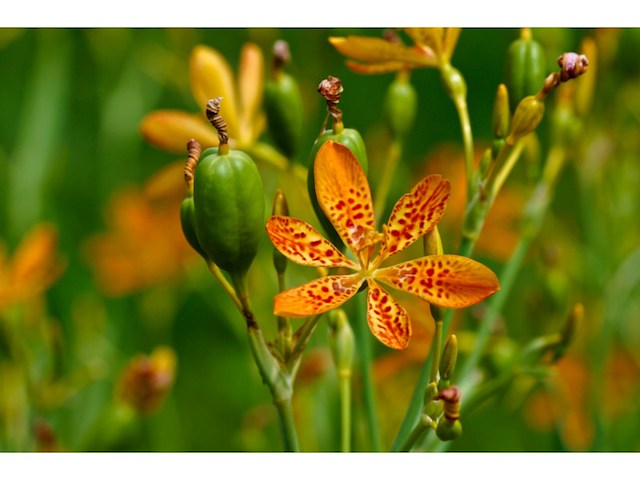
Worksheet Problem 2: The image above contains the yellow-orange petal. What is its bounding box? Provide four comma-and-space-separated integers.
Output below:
265, 216, 358, 269
237, 43, 264, 136
366, 279, 411, 350
189, 45, 239, 139
329, 36, 436, 68
374, 254, 500, 309
383, 174, 450, 257
345, 60, 406, 75
274, 274, 364, 318
314, 141, 376, 254
140, 110, 218, 153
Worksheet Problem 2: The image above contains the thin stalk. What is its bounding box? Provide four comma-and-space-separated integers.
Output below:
206, 261, 242, 312
399, 420, 430, 452
374, 139, 402, 222
354, 292, 381, 451
452, 95, 475, 199
289, 314, 322, 362
273, 396, 300, 452
276, 272, 292, 358
338, 371, 352, 452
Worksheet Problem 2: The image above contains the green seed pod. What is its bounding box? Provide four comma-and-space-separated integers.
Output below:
384, 73, 417, 139
264, 40, 304, 160
193, 99, 265, 282
180, 196, 208, 260
506, 95, 545, 145
504, 29, 547, 112
308, 76, 368, 249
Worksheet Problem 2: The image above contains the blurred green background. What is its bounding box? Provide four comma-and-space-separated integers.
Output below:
1, 28, 639, 452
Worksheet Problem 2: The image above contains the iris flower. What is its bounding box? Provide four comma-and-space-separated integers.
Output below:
266, 141, 499, 349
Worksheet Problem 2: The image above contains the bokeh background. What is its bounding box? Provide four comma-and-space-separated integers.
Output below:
1, 28, 639, 452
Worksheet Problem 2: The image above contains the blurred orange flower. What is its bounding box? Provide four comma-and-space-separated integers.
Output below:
330, 28, 460, 75
266, 141, 499, 349
140, 43, 264, 154
84, 162, 195, 296
0, 223, 66, 310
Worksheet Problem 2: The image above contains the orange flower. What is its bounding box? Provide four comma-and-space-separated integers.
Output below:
140, 43, 264, 153
0, 223, 66, 310
329, 28, 460, 74
84, 162, 195, 296
266, 141, 499, 350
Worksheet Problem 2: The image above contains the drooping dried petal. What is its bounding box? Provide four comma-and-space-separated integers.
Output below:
140, 110, 218, 153
366, 279, 411, 350
374, 254, 500, 309
383, 174, 450, 257
189, 45, 239, 139
314, 141, 376, 254
266, 216, 357, 269
330, 36, 437, 68
273, 274, 364, 317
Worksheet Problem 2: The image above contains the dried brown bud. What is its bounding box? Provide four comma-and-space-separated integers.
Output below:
317, 75, 343, 104
206, 97, 229, 146
557, 52, 589, 82
272, 40, 291, 70
438, 386, 461, 421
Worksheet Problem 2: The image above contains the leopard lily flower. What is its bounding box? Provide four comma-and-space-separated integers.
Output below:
266, 141, 500, 350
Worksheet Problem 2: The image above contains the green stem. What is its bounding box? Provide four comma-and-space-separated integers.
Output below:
374, 139, 402, 222
354, 292, 381, 451
276, 272, 292, 359
289, 314, 322, 363
400, 418, 432, 452
338, 371, 352, 452
273, 395, 300, 452
453, 95, 475, 199
207, 261, 243, 312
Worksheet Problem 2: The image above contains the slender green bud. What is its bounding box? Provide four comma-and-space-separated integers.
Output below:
492, 84, 511, 139
328, 309, 355, 378
553, 303, 583, 362
506, 95, 545, 145
271, 189, 289, 275
384, 71, 417, 139
423, 382, 442, 418
479, 147, 494, 180
180, 139, 208, 260
439, 335, 458, 385
423, 225, 443, 257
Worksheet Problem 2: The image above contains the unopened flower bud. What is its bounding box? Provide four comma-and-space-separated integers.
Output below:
436, 386, 463, 441
492, 84, 511, 139
439, 335, 458, 385
384, 72, 417, 139
557, 52, 589, 82
272, 189, 289, 275
423, 225, 443, 257
506, 95, 545, 145
328, 309, 355, 378
440, 63, 467, 102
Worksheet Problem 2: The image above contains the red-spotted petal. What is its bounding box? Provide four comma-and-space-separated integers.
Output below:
266, 216, 357, 269
273, 274, 364, 318
314, 141, 376, 254
374, 254, 500, 309
383, 174, 450, 258
366, 279, 412, 350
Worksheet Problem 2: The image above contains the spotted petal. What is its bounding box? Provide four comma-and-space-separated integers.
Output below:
383, 174, 450, 257
266, 216, 357, 269
314, 141, 376, 254
273, 274, 364, 318
374, 254, 500, 309
366, 279, 411, 350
